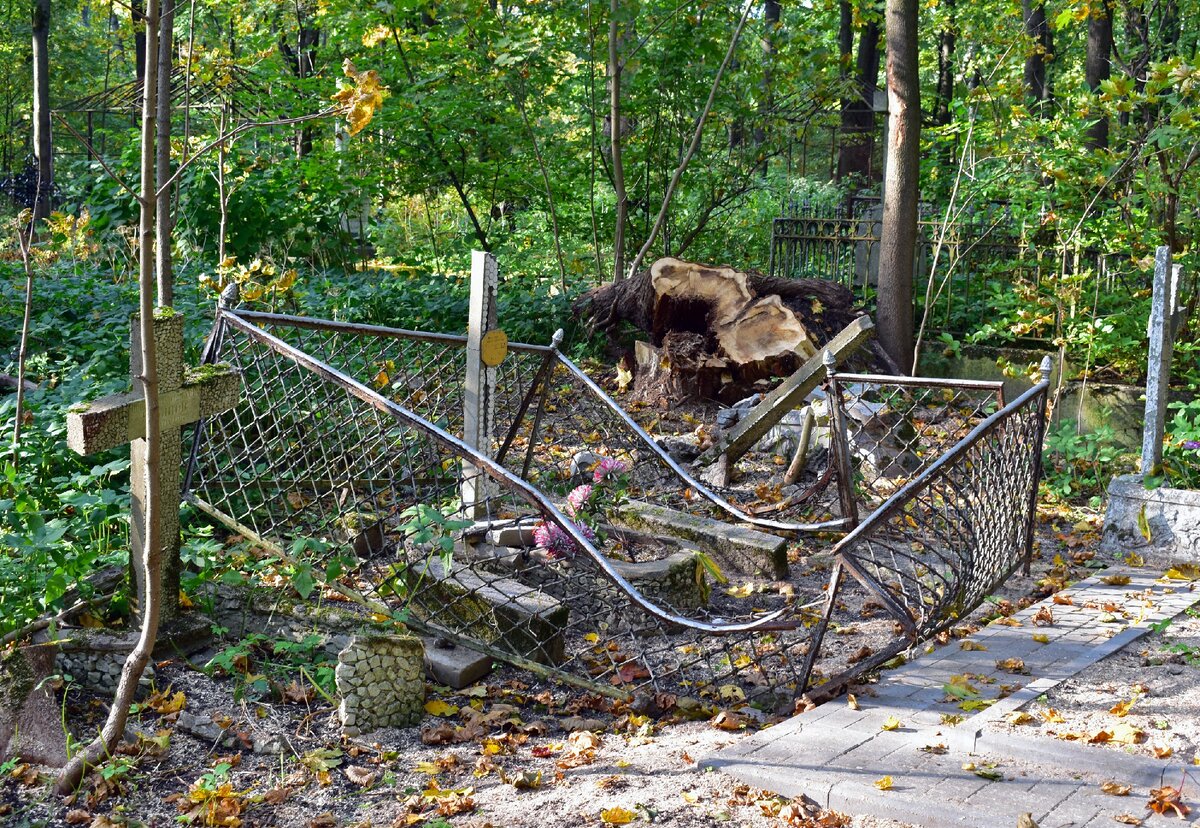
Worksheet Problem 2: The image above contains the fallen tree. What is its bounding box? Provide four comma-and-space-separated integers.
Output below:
574, 257, 869, 401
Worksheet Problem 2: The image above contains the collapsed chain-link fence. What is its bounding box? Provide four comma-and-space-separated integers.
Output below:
184, 308, 1050, 704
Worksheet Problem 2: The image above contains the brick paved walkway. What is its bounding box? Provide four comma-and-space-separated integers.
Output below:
706, 568, 1200, 827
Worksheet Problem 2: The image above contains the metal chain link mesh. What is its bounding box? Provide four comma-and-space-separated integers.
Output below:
185, 309, 1049, 704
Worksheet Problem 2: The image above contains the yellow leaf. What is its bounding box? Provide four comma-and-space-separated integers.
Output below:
1102, 574, 1131, 586
881, 716, 902, 732
717, 685, 745, 702
680, 791, 699, 804
1110, 723, 1145, 745
1042, 708, 1066, 723
1101, 781, 1132, 796
424, 700, 459, 717
584, 632, 600, 644
1007, 711, 1035, 725
600, 806, 636, 825
960, 640, 987, 651
1109, 698, 1137, 717
1032, 633, 1050, 644
847, 693, 860, 711
874, 776, 894, 790
1165, 564, 1200, 581
414, 761, 442, 775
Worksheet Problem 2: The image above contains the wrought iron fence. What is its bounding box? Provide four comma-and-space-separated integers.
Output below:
768, 207, 1124, 336
184, 309, 1051, 703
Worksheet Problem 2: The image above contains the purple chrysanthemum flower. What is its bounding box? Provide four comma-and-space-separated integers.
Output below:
1183, 440, 1200, 451
593, 456, 629, 483
532, 518, 595, 559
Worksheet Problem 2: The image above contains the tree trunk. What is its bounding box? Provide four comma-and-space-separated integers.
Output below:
155, 0, 174, 303
753, 0, 780, 169
878, 0, 919, 374
1084, 0, 1112, 150
133, 0, 146, 84
837, 15, 881, 186
1022, 0, 1052, 114
31, 0, 51, 224
933, 0, 955, 127
56, 0, 163, 794
608, 0, 629, 283
576, 258, 863, 401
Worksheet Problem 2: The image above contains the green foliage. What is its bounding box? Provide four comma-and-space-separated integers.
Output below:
1041, 419, 1129, 503
1159, 400, 1200, 489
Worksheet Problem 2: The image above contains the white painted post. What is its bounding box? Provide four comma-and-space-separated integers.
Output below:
462, 250, 500, 517
1142, 246, 1182, 476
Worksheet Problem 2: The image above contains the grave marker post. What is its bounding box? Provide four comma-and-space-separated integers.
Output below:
67, 313, 240, 621
462, 251, 507, 518
1142, 246, 1183, 476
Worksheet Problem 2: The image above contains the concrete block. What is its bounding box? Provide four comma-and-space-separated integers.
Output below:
420, 635, 493, 688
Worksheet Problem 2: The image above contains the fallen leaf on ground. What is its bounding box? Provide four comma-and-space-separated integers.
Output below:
874, 776, 893, 790
1153, 745, 1174, 759
600, 806, 636, 824
1007, 711, 1035, 726
960, 640, 987, 651
1101, 781, 1132, 796
1032, 633, 1050, 644
1032, 607, 1054, 626
1053, 594, 1074, 606
1109, 697, 1137, 717
880, 716, 902, 732
996, 658, 1028, 674
1041, 708, 1065, 723
1101, 574, 1131, 585
1148, 785, 1191, 817
1113, 814, 1142, 825
344, 766, 377, 787
847, 693, 860, 711
424, 699, 459, 717
504, 770, 542, 790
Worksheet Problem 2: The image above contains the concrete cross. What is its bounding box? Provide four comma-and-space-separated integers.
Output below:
67, 312, 240, 621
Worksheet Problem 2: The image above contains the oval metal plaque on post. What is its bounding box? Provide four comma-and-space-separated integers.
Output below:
480, 328, 508, 367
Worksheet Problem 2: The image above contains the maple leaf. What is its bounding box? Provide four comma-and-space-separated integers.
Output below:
880, 716, 902, 732
1148, 785, 1191, 818
1101, 781, 1132, 796
600, 807, 636, 825
874, 776, 894, 790
332, 60, 386, 136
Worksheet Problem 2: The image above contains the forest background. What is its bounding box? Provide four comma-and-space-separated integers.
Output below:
2, 0, 1200, 642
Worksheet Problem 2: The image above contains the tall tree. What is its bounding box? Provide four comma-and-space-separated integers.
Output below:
753, 0, 780, 165
933, 0, 956, 127
1022, 0, 1052, 112
607, 0, 630, 282
1084, 0, 1113, 149
31, 0, 51, 224
878, 0, 919, 373
837, 9, 881, 187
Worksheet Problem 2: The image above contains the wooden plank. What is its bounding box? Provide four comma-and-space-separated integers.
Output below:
696, 315, 874, 467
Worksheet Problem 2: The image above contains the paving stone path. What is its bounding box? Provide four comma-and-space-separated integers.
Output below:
706, 567, 1200, 827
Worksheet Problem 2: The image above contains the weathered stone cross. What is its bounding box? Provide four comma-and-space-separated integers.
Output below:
67, 312, 240, 621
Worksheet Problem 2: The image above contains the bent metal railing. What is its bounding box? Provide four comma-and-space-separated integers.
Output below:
184, 307, 1052, 703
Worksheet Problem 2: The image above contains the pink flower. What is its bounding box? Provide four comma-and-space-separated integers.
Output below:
593, 457, 629, 483
565, 484, 594, 518
532, 518, 595, 559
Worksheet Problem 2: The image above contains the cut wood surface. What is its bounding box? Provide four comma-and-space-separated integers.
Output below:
576, 257, 864, 401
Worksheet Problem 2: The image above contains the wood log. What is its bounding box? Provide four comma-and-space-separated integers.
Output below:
576, 257, 865, 401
